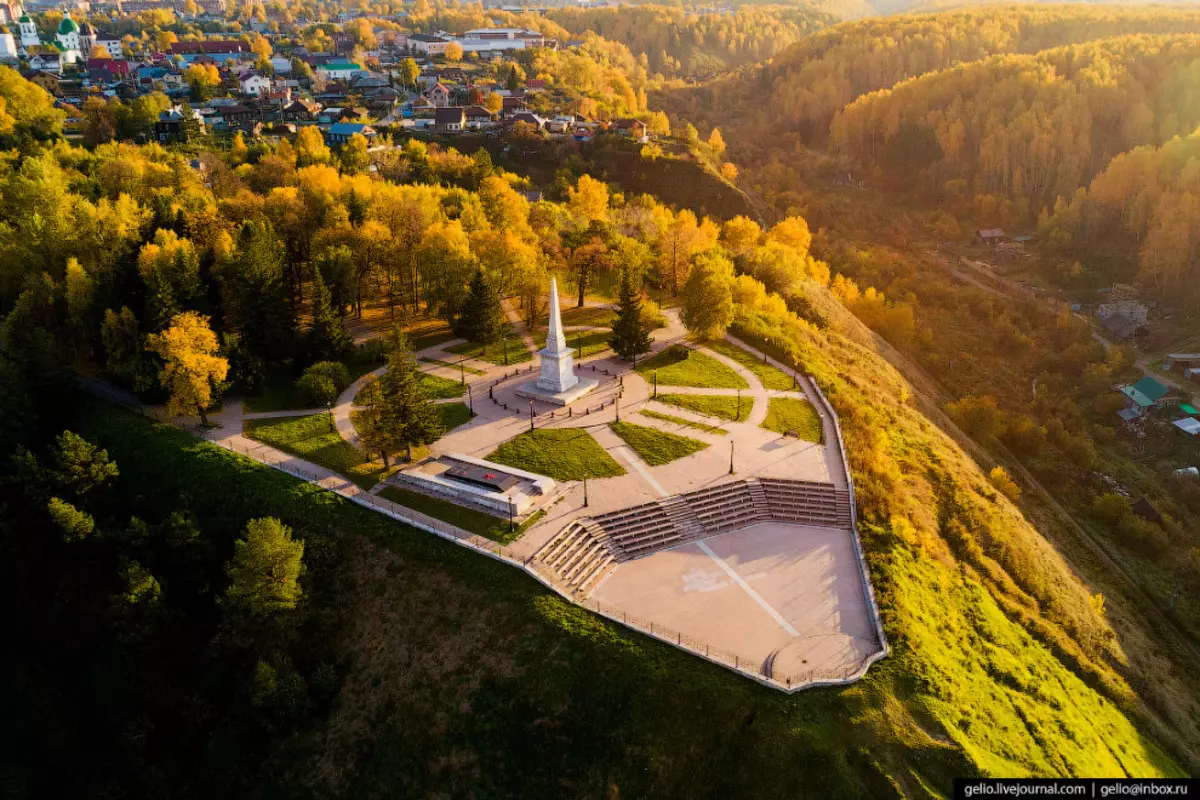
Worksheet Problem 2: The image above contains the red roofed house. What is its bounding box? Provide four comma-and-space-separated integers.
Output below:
88, 58, 131, 82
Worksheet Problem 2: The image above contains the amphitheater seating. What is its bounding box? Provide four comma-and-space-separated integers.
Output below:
534, 477, 854, 597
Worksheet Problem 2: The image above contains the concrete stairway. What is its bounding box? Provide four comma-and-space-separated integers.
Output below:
533, 478, 855, 597
759, 478, 852, 528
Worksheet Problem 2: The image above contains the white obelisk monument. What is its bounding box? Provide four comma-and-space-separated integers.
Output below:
517, 277, 599, 406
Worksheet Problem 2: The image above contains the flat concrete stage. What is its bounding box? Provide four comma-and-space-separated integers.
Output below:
591, 522, 879, 682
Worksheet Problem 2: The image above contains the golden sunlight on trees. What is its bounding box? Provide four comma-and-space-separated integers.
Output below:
145, 312, 229, 425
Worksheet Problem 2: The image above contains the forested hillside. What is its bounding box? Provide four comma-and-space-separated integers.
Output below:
663, 5, 1200, 143
830, 35, 1200, 213
1041, 130, 1200, 301
544, 4, 836, 77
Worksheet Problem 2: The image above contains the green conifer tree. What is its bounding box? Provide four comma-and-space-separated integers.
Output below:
305, 269, 351, 361
609, 267, 653, 363
358, 334, 443, 464
459, 269, 507, 349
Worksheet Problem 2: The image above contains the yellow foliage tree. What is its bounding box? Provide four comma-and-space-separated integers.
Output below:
145, 312, 229, 425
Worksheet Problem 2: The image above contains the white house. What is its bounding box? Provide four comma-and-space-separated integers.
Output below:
92, 29, 122, 59
316, 60, 362, 81
29, 52, 60, 72
269, 55, 291, 74
238, 70, 271, 96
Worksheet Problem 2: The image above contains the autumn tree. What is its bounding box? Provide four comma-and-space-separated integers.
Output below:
145, 312, 229, 425
444, 41, 464, 61
295, 125, 331, 167
681, 251, 735, 340
568, 236, 611, 308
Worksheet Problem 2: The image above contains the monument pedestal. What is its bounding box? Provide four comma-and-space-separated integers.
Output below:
516, 277, 599, 406
516, 373, 600, 406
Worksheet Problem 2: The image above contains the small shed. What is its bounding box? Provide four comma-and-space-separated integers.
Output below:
1172, 418, 1200, 436
976, 228, 1006, 245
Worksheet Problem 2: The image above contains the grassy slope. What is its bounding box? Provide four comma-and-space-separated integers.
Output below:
639, 408, 729, 436
609, 421, 709, 466
486, 429, 626, 481
636, 346, 748, 389
709, 340, 796, 390
75, 343, 1181, 798
244, 413, 384, 489
762, 397, 824, 442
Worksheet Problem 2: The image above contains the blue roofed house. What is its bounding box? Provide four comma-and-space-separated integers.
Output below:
1117, 376, 1171, 421
326, 121, 376, 145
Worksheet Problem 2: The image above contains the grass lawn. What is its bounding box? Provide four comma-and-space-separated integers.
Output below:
638, 408, 728, 436
377, 485, 544, 544
635, 346, 747, 389
707, 340, 795, 391
438, 402, 473, 432
561, 305, 615, 327
532, 328, 611, 358
446, 332, 533, 365
244, 413, 384, 489
656, 393, 753, 422
418, 372, 466, 399
610, 421, 708, 466
761, 397, 824, 442
486, 429, 625, 481
244, 354, 381, 413
419, 356, 486, 376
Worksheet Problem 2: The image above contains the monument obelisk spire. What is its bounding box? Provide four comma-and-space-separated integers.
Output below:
545, 277, 568, 356
517, 276, 598, 405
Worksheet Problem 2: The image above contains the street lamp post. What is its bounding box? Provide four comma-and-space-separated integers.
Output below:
509, 496, 515, 532
615, 393, 620, 423
467, 384, 473, 415
729, 441, 735, 475
653, 369, 658, 399
528, 398, 534, 432
583, 476, 589, 507
736, 388, 742, 420
326, 399, 334, 432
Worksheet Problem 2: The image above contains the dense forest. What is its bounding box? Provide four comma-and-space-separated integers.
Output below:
545, 3, 836, 77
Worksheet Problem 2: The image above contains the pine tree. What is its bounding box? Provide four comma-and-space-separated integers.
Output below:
305, 269, 351, 361
609, 268, 652, 363
358, 335, 443, 464
220, 220, 295, 364
459, 269, 507, 348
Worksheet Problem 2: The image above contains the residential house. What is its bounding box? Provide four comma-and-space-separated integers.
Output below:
976, 228, 1007, 246
434, 106, 465, 133
170, 40, 248, 63
281, 98, 321, 122
464, 105, 494, 129
269, 55, 291, 74
501, 94, 526, 114
422, 81, 451, 107
239, 70, 271, 96
317, 60, 363, 81
1097, 301, 1148, 340
155, 105, 205, 143
87, 57, 130, 83
326, 121, 376, 145
608, 118, 647, 140
28, 53, 61, 73
0, 27, 15, 60
1117, 376, 1171, 421
22, 68, 60, 94
208, 103, 257, 129
406, 33, 450, 56
507, 111, 545, 130
91, 29, 122, 59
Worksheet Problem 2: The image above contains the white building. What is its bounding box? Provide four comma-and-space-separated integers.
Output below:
91, 29, 121, 58
269, 55, 291, 73
0, 27, 16, 59
53, 11, 82, 64
17, 13, 37, 49
238, 70, 270, 96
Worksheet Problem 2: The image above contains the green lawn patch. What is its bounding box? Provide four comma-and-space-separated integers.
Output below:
638, 408, 728, 436
708, 340, 795, 391
244, 354, 381, 413
377, 485, 543, 544
418, 372, 466, 399
610, 421, 708, 466
438, 401, 473, 432
761, 397, 824, 442
420, 356, 486, 376
656, 393, 753, 422
635, 345, 747, 389
446, 332, 533, 365
407, 323, 456, 352
533, 328, 611, 358
486, 429, 625, 480
561, 305, 615, 327
244, 413, 384, 489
